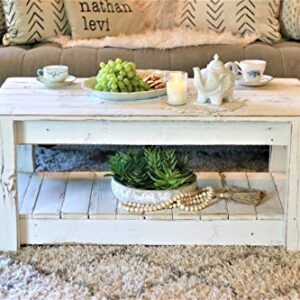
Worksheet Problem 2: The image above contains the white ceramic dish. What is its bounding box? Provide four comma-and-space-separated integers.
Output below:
81, 69, 167, 101
36, 75, 76, 88
236, 75, 274, 87
111, 177, 198, 205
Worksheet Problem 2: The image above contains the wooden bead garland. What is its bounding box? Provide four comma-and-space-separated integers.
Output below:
121, 186, 215, 213
121, 183, 265, 213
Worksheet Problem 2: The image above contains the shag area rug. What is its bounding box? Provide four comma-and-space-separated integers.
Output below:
1, 245, 300, 299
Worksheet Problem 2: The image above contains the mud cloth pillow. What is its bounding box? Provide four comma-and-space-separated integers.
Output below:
64, 0, 147, 39
0, 4, 6, 41
281, 0, 300, 40
2, 0, 69, 45
176, 0, 281, 44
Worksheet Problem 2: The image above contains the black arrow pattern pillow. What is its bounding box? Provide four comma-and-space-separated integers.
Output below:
176, 0, 281, 44
2, 0, 70, 45
0, 5, 6, 40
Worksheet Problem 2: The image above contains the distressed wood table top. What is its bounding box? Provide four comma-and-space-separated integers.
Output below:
0, 77, 299, 120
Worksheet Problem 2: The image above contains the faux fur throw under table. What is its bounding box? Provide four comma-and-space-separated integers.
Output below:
53, 28, 258, 50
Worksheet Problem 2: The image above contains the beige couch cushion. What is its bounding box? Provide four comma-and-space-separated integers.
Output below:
176, 0, 281, 44
2, 0, 69, 45
281, 0, 300, 40
64, 0, 146, 39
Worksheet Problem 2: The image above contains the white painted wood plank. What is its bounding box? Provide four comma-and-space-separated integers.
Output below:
89, 178, 117, 219
61, 179, 93, 219
41, 172, 98, 180
2, 77, 84, 88
272, 173, 286, 208
0, 121, 18, 251
199, 173, 228, 220
286, 121, 300, 250
17, 145, 34, 173
2, 77, 300, 120
19, 174, 43, 219
222, 173, 257, 220
269, 146, 287, 173
20, 219, 284, 246
89, 173, 131, 220
144, 208, 172, 220
247, 173, 284, 220
33, 177, 68, 219
17, 121, 290, 146
116, 200, 144, 220
17, 172, 32, 209
172, 208, 200, 220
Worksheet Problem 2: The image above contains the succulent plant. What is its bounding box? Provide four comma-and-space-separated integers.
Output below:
108, 147, 196, 190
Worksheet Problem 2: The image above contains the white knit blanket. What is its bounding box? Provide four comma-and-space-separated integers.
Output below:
53, 28, 258, 50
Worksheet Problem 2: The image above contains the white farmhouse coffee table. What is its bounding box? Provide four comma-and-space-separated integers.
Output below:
0, 77, 300, 251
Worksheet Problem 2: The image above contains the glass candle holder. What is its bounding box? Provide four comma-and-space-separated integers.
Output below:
166, 71, 188, 106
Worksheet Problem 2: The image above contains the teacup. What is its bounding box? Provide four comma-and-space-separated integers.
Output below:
235, 60, 266, 83
37, 65, 69, 83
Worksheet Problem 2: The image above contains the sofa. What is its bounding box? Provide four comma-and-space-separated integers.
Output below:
1, 40, 300, 85
1, 0, 300, 84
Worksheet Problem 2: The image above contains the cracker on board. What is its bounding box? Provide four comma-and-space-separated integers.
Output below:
143, 73, 166, 90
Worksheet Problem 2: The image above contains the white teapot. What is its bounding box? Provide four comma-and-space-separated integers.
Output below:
193, 54, 238, 106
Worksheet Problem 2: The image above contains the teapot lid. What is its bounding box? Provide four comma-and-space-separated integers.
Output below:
207, 54, 225, 70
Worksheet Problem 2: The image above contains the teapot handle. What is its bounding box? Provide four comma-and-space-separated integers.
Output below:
225, 61, 240, 78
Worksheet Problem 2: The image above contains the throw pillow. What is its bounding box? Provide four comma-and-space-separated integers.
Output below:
281, 0, 300, 40
0, 4, 6, 41
64, 0, 147, 39
176, 0, 281, 43
2, 0, 69, 45
137, 0, 178, 30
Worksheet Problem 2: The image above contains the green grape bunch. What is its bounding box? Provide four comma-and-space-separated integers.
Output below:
94, 58, 151, 93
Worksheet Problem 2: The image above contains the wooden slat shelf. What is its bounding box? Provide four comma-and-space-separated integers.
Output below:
18, 172, 285, 221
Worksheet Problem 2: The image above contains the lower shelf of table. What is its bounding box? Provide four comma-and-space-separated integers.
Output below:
19, 218, 284, 246
18, 171, 286, 246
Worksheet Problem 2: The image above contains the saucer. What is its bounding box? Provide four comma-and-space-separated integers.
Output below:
36, 75, 76, 88
236, 75, 274, 87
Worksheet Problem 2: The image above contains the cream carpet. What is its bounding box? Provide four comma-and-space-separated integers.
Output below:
1, 245, 300, 299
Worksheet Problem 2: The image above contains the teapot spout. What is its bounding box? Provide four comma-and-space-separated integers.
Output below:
193, 67, 205, 89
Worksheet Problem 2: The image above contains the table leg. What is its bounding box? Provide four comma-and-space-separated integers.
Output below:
269, 146, 287, 173
18, 145, 35, 173
286, 121, 300, 250
0, 121, 19, 251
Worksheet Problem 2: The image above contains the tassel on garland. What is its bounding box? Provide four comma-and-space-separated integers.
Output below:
217, 186, 265, 206
218, 173, 265, 206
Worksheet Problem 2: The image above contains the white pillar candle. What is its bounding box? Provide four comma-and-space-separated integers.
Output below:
166, 72, 187, 106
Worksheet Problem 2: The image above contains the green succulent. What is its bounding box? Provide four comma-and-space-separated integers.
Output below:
107, 147, 196, 190
108, 149, 151, 189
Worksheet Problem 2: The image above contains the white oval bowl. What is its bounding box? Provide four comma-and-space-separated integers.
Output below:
81, 69, 167, 101
111, 177, 198, 205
